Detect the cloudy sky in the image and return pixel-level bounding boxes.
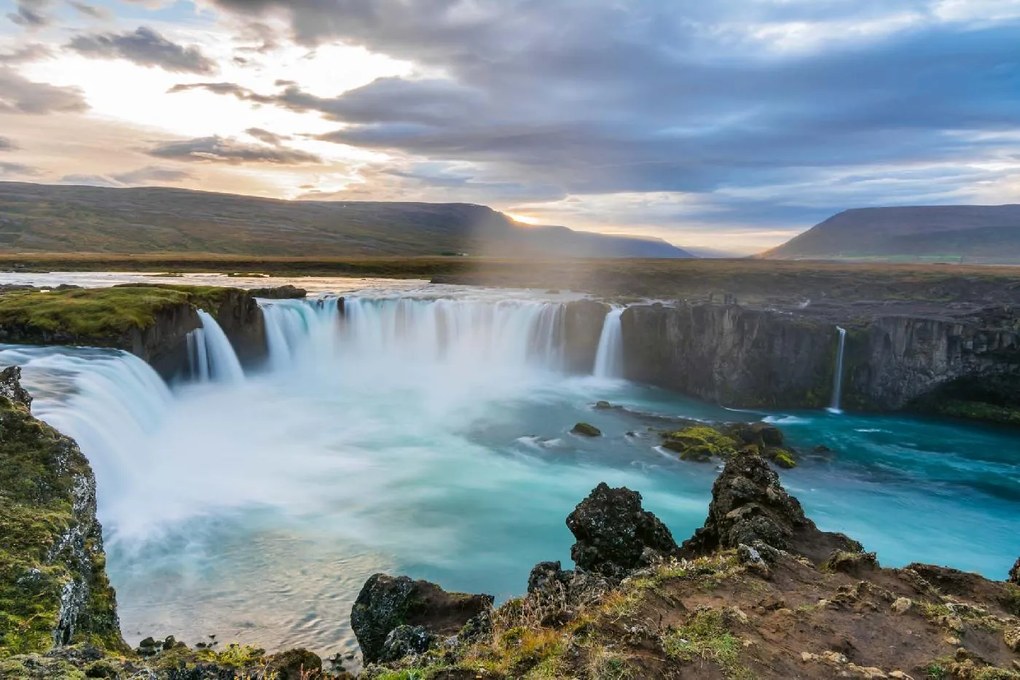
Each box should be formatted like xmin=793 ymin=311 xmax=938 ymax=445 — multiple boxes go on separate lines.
xmin=1 ymin=0 xmax=1018 ymax=253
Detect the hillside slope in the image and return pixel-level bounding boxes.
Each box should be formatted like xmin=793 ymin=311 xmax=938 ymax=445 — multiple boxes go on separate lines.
xmin=0 ymin=182 xmax=691 ymax=259
xmin=762 ymin=205 xmax=1020 ymax=263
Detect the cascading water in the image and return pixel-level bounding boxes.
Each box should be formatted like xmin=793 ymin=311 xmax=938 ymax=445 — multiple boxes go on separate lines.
xmin=2 ymin=287 xmax=1017 ymax=660
xmin=828 ymin=325 xmax=847 ymax=413
xmin=593 ymin=307 xmax=625 ymax=379
xmin=186 ymin=310 xmax=245 ymax=383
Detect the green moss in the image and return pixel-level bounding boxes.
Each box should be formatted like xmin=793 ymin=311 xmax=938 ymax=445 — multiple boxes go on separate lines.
xmin=0 ymin=394 xmax=123 ymax=658
xmin=770 ymin=450 xmax=797 ymax=469
xmin=0 ymin=285 xmax=239 ymax=344
xmin=661 ymin=609 xmax=750 ymax=680
xmin=661 ymin=426 xmax=739 ymax=462
xmin=926 ymin=399 xmax=1020 ymax=427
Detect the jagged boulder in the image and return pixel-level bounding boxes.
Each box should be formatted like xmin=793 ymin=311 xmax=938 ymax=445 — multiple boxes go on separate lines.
xmin=566 ymin=483 xmax=679 ymax=580
xmin=350 ymin=574 xmax=493 ymax=664
xmin=681 ymin=451 xmax=861 ymax=564
xmin=1009 ymin=557 xmax=1020 ymax=585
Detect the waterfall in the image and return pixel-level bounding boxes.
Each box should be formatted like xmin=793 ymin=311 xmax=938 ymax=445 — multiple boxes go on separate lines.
xmin=593 ymin=307 xmax=625 ymax=379
xmin=829 ymin=325 xmax=847 ymax=413
xmin=0 ymin=346 xmax=173 ymax=493
xmin=336 ymin=297 xmax=566 ymax=372
xmin=261 ymin=297 xmax=341 ymax=371
xmin=186 ymin=310 xmax=245 ymax=384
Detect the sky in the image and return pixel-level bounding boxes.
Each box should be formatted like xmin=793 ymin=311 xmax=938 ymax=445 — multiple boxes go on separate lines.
xmin=0 ymin=0 xmax=1018 ymax=254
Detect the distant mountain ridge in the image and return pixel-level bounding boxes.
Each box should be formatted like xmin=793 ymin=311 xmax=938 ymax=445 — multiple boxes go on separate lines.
xmin=0 ymin=182 xmax=692 ymax=259
xmin=762 ymin=205 xmax=1020 ymax=263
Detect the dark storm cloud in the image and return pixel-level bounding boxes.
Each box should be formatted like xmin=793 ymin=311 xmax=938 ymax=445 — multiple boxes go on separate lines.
xmin=0 ymin=136 xmax=18 ymax=151
xmin=189 ymin=1 xmax=1020 ymax=222
xmin=68 ymin=26 xmax=217 ymax=73
xmin=147 ymin=135 xmax=322 ymax=164
xmin=0 ymin=68 xmax=88 ymax=113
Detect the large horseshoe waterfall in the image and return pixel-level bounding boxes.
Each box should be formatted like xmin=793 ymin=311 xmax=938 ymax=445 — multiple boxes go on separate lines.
xmin=3 ymin=290 xmax=1017 ymax=660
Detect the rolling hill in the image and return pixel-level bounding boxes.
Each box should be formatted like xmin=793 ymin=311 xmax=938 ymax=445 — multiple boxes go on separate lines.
xmin=761 ymin=205 xmax=1020 ymax=263
xmin=0 ymin=182 xmax=691 ymax=259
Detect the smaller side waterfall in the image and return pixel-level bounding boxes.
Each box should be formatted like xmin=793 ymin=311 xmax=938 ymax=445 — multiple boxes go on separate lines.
xmin=828 ymin=325 xmax=847 ymax=413
xmin=593 ymin=307 xmax=625 ymax=379
xmin=186 ymin=310 xmax=245 ymax=384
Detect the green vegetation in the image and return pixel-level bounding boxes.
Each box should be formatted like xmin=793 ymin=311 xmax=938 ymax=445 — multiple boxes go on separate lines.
xmin=925 ymin=399 xmax=1020 ymax=427
xmin=661 ymin=426 xmax=739 ymax=462
xmin=0 ymin=387 xmax=123 ymax=658
xmin=661 ymin=609 xmax=749 ymax=679
xmin=0 ymin=285 xmax=236 ymax=342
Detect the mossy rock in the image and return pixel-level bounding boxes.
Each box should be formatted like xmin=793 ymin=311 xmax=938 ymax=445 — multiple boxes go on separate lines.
xmin=661 ymin=426 xmax=738 ymax=462
xmin=571 ymin=422 xmax=602 ymax=437
xmin=0 ymin=369 xmax=125 ymax=658
xmin=766 ymin=447 xmax=798 ymax=469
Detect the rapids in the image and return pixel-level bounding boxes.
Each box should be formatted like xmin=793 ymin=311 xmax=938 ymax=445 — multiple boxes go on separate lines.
xmin=0 ymin=283 xmax=1017 ymax=662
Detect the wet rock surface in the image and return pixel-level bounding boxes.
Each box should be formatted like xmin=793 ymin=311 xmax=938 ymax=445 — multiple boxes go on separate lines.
xmin=566 ymin=482 xmax=679 ymax=580
xmin=248 ymin=284 xmax=307 ymax=299
xmin=351 ymin=573 xmax=493 ymax=663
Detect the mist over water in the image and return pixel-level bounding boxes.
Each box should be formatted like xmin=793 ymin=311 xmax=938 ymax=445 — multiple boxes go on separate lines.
xmin=2 ymin=287 xmax=1018 ymax=661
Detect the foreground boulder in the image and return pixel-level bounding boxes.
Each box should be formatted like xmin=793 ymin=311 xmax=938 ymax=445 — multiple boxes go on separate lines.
xmin=351 ymin=573 xmax=493 ymax=663
xmin=681 ymin=450 xmax=860 ymax=564
xmin=566 ymin=483 xmax=679 ymax=580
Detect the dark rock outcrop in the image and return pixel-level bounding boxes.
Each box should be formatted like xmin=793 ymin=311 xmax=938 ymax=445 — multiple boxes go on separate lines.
xmin=566 ymin=483 xmax=679 ymax=580
xmin=208 ymin=288 xmax=265 ymax=367
xmin=681 ymin=451 xmax=861 ymax=565
xmin=249 ymin=284 xmax=307 ymax=299
xmin=0 ymin=367 xmax=125 ymax=656
xmin=1010 ymin=557 xmax=1020 ymax=585
xmin=562 ymin=300 xmax=610 ymax=373
xmin=351 ymin=573 xmax=493 ymax=664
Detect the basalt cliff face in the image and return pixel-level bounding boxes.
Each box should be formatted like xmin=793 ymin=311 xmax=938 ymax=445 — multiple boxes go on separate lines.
xmin=619 ymin=303 xmax=837 ymax=408
xmin=615 ymin=301 xmax=1020 ymax=421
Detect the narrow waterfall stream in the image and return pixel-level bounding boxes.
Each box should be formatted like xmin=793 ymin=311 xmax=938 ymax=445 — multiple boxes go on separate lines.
xmin=592 ymin=307 xmax=625 ymax=379
xmin=829 ymin=325 xmax=847 ymax=413
xmin=2 ymin=291 xmax=1017 ymax=661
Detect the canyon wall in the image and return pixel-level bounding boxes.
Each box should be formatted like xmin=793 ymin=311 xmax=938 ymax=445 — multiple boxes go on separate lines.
xmin=616 ymin=302 xmax=1020 ymax=416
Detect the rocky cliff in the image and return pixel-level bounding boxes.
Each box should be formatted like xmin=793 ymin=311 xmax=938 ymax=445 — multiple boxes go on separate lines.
xmin=617 ymin=301 xmax=1020 ymax=421
xmin=620 ymin=302 xmax=837 ymax=408
xmin=0 ymin=285 xmax=268 ymax=378
xmin=0 ymin=367 xmax=125 ymax=658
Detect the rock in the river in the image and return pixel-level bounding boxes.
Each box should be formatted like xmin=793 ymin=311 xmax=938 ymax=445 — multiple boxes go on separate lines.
xmin=351 ymin=574 xmax=493 ymax=664
xmin=571 ymin=422 xmax=602 ymax=437
xmin=266 ymin=648 xmax=323 ymax=679
xmin=1010 ymin=557 xmax=1020 ymax=585
xmin=566 ymin=483 xmax=679 ymax=580
xmin=661 ymin=425 xmax=739 ymax=462
xmin=681 ymin=451 xmax=861 ymax=564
